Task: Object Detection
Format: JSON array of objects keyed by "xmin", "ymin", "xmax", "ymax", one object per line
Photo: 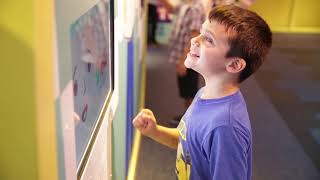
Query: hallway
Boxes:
[{"xmin": 136, "ymin": 33, "xmax": 320, "ymax": 180}]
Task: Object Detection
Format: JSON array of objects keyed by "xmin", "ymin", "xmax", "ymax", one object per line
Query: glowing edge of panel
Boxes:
[
  {"xmin": 80, "ymin": 89, "xmax": 118, "ymax": 180},
  {"xmin": 126, "ymin": 57, "xmax": 145, "ymax": 180},
  {"xmin": 126, "ymin": 2, "xmax": 148, "ymax": 179}
]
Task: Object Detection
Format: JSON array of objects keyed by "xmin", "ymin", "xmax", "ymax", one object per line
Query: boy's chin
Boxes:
[{"xmin": 184, "ymin": 57, "xmax": 196, "ymax": 69}]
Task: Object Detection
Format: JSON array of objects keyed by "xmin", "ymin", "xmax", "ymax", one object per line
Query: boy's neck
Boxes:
[{"xmin": 201, "ymin": 76, "xmax": 240, "ymax": 99}]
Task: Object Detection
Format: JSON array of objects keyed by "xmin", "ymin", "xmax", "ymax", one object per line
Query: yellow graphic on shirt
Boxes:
[
  {"xmin": 176, "ymin": 143, "xmax": 191, "ymax": 180},
  {"xmin": 176, "ymin": 117, "xmax": 190, "ymax": 180},
  {"xmin": 177, "ymin": 119, "xmax": 186, "ymax": 140}
]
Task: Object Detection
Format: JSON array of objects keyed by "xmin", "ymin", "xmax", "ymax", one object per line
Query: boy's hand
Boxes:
[{"xmin": 132, "ymin": 109, "xmax": 157, "ymax": 137}]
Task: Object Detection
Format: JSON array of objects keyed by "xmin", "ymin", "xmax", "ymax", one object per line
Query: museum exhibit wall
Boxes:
[
  {"xmin": 112, "ymin": 1, "xmax": 148, "ymax": 180},
  {"xmin": 0, "ymin": 0, "xmax": 147, "ymax": 179}
]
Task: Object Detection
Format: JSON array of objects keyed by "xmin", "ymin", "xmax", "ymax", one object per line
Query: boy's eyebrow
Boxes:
[{"xmin": 201, "ymin": 25, "xmax": 216, "ymax": 40}]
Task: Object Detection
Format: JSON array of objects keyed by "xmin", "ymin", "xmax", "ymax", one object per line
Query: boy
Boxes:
[
  {"xmin": 168, "ymin": 0, "xmax": 243, "ymax": 123},
  {"xmin": 133, "ymin": 5, "xmax": 272, "ymax": 180}
]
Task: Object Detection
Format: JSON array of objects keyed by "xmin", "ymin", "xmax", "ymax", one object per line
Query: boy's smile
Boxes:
[
  {"xmin": 189, "ymin": 52, "xmax": 200, "ymax": 58},
  {"xmin": 186, "ymin": 45, "xmax": 201, "ymax": 64}
]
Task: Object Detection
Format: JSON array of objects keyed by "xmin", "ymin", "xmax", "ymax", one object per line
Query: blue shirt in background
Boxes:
[{"xmin": 176, "ymin": 88, "xmax": 252, "ymax": 180}]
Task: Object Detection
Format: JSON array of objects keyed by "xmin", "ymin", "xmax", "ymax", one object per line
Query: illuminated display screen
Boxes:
[{"xmin": 70, "ymin": 1, "xmax": 112, "ymax": 165}]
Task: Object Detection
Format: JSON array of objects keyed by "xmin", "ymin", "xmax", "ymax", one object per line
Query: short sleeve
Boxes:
[{"xmin": 201, "ymin": 126, "xmax": 250, "ymax": 180}]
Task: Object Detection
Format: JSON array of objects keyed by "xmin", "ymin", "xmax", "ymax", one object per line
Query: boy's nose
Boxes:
[{"xmin": 191, "ymin": 37, "xmax": 200, "ymax": 47}]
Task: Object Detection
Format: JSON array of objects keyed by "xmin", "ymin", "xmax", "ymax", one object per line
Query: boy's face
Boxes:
[{"xmin": 185, "ymin": 20, "xmax": 233, "ymax": 77}]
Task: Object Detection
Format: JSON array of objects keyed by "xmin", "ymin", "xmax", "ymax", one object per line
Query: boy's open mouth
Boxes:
[{"xmin": 190, "ymin": 52, "xmax": 200, "ymax": 58}]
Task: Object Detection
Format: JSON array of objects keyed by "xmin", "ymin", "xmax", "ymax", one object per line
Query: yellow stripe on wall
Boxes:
[
  {"xmin": 34, "ymin": 0, "xmax": 59, "ymax": 179},
  {"xmin": 250, "ymin": 0, "xmax": 320, "ymax": 33},
  {"xmin": 291, "ymin": 0, "xmax": 320, "ymax": 27}
]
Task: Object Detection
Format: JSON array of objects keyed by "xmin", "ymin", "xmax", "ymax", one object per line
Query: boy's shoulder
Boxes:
[{"xmin": 191, "ymin": 89, "xmax": 251, "ymax": 131}]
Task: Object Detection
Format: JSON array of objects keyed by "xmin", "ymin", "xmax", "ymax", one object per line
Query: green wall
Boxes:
[{"xmin": 0, "ymin": 1, "xmax": 38, "ymax": 180}]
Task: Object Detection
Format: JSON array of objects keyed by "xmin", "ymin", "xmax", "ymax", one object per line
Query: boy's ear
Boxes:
[{"xmin": 226, "ymin": 57, "xmax": 246, "ymax": 73}]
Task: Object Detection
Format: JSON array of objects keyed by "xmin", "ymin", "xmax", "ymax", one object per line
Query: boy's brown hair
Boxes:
[{"xmin": 209, "ymin": 5, "xmax": 272, "ymax": 82}]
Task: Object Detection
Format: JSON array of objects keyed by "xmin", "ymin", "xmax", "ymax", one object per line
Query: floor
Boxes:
[{"xmin": 136, "ymin": 33, "xmax": 320, "ymax": 180}]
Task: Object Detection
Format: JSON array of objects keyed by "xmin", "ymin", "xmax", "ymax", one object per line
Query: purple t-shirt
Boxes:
[{"xmin": 176, "ymin": 88, "xmax": 252, "ymax": 180}]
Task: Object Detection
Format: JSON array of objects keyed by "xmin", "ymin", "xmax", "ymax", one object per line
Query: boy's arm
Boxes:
[
  {"xmin": 149, "ymin": 125, "xmax": 180, "ymax": 149},
  {"xmin": 133, "ymin": 109, "xmax": 179, "ymax": 149}
]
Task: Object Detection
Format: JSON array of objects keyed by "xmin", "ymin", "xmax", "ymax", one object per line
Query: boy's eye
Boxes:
[
  {"xmin": 204, "ymin": 36, "xmax": 213, "ymax": 44},
  {"xmin": 201, "ymin": 34, "xmax": 214, "ymax": 45}
]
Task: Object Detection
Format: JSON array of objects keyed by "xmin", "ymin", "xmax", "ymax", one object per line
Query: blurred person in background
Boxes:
[
  {"xmin": 165, "ymin": 0, "xmax": 213, "ymax": 124},
  {"xmin": 148, "ymin": 0, "xmax": 159, "ymax": 45},
  {"xmin": 147, "ymin": 0, "xmax": 184, "ymax": 45},
  {"xmin": 163, "ymin": 0, "xmax": 235, "ymax": 124}
]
